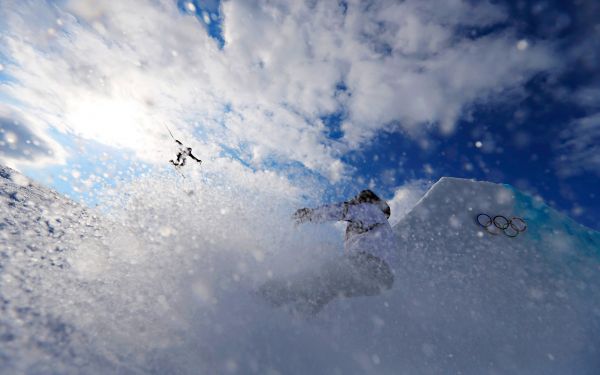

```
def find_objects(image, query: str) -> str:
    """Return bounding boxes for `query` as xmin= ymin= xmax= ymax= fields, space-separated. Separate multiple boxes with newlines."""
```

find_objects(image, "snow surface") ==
xmin=1 ymin=166 xmax=599 ymax=374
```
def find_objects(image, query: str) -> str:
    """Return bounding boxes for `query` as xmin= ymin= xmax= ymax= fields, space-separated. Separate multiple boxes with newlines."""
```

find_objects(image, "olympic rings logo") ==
xmin=476 ymin=214 xmax=527 ymax=238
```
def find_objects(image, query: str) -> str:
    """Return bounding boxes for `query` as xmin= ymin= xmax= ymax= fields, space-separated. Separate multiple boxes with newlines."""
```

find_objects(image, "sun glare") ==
xmin=66 ymin=97 xmax=155 ymax=150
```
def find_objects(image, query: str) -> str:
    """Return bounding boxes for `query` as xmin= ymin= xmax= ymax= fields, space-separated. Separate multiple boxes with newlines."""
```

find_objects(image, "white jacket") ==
xmin=309 ymin=202 xmax=399 ymax=269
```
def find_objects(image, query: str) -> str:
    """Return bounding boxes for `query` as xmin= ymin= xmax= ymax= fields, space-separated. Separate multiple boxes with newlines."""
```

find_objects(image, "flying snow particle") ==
xmin=185 ymin=1 xmax=196 ymax=12
xmin=371 ymin=354 xmax=381 ymax=365
xmin=157 ymin=295 xmax=170 ymax=310
xmin=371 ymin=316 xmax=385 ymax=328
xmin=513 ymin=131 xmax=531 ymax=148
xmin=449 ymin=215 xmax=461 ymax=229
xmin=422 ymin=343 xmax=435 ymax=358
xmin=159 ymin=225 xmax=177 ymax=237
xmin=252 ymin=249 xmax=265 ymax=262
xmin=71 ymin=170 xmax=81 ymax=179
xmin=529 ymin=287 xmax=545 ymax=300
xmin=495 ymin=189 xmax=513 ymax=205
xmin=202 ymin=11 xmax=211 ymax=24
xmin=571 ymin=206 xmax=584 ymax=216
xmin=517 ymin=39 xmax=529 ymax=51
xmin=92 ymin=21 xmax=108 ymax=36
xmin=475 ymin=141 xmax=483 ymax=148
xmin=4 ymin=131 xmax=17 ymax=145
xmin=192 ymin=280 xmax=214 ymax=304
xmin=0 ymin=63 xmax=4 ymax=72
xmin=11 ymin=173 xmax=29 ymax=187
xmin=225 ymin=359 xmax=238 ymax=373
xmin=82 ymin=177 xmax=94 ymax=188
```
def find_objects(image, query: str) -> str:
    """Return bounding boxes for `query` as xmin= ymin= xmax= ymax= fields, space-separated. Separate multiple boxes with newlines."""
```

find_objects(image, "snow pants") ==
xmin=259 ymin=252 xmax=394 ymax=315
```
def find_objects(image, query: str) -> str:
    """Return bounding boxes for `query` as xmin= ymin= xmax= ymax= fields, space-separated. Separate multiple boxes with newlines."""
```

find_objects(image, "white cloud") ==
xmin=0 ymin=104 xmax=67 ymax=170
xmin=555 ymin=113 xmax=600 ymax=178
xmin=574 ymin=87 xmax=600 ymax=109
xmin=0 ymin=0 xmax=559 ymax=184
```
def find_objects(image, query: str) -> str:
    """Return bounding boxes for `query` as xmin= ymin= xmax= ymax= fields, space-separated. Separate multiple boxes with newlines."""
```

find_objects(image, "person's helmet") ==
xmin=349 ymin=189 xmax=391 ymax=219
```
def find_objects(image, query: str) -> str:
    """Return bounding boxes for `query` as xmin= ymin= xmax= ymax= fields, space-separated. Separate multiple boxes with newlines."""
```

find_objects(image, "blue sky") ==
xmin=0 ymin=0 xmax=599 ymax=229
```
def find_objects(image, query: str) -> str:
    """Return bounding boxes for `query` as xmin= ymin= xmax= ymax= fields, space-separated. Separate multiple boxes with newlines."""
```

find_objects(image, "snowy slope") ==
xmin=0 ymin=165 xmax=104 ymax=373
xmin=1 ymin=166 xmax=599 ymax=374
xmin=393 ymin=177 xmax=600 ymax=374
xmin=0 ymin=166 xmax=207 ymax=374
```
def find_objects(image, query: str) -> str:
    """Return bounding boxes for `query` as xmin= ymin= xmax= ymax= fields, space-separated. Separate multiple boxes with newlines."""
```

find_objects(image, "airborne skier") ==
xmin=259 ymin=189 xmax=397 ymax=315
xmin=169 ymin=139 xmax=202 ymax=167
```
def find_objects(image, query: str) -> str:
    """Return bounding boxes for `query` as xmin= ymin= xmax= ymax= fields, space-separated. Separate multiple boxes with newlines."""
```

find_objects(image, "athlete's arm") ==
xmin=294 ymin=202 xmax=349 ymax=224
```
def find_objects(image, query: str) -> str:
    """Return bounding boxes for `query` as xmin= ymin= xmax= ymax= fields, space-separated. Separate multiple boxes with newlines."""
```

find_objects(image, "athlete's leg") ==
xmin=259 ymin=257 xmax=362 ymax=314
xmin=341 ymin=252 xmax=394 ymax=297
xmin=259 ymin=254 xmax=393 ymax=314
xmin=259 ymin=264 xmax=333 ymax=307
xmin=293 ymin=253 xmax=394 ymax=313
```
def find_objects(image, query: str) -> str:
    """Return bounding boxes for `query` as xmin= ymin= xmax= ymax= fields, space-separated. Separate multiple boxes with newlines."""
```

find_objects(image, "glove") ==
xmin=292 ymin=208 xmax=313 ymax=225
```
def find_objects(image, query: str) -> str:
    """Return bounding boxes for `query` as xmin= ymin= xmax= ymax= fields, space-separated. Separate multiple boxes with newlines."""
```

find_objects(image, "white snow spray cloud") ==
xmin=35 ymin=170 xmax=354 ymax=374
xmin=2 ymin=166 xmax=600 ymax=374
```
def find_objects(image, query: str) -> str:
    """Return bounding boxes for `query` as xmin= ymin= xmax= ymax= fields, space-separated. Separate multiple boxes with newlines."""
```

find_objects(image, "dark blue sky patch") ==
xmin=320 ymin=82 xmax=351 ymax=139
xmin=321 ymin=112 xmax=345 ymax=140
xmin=500 ymin=0 xmax=578 ymax=39
xmin=177 ymin=0 xmax=225 ymax=48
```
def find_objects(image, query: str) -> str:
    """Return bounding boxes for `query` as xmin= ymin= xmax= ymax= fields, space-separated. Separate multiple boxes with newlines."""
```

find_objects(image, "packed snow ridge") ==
xmin=1 ymin=165 xmax=599 ymax=374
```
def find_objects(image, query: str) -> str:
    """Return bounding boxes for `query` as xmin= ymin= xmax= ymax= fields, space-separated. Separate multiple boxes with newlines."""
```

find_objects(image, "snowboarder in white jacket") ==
xmin=259 ymin=190 xmax=397 ymax=315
